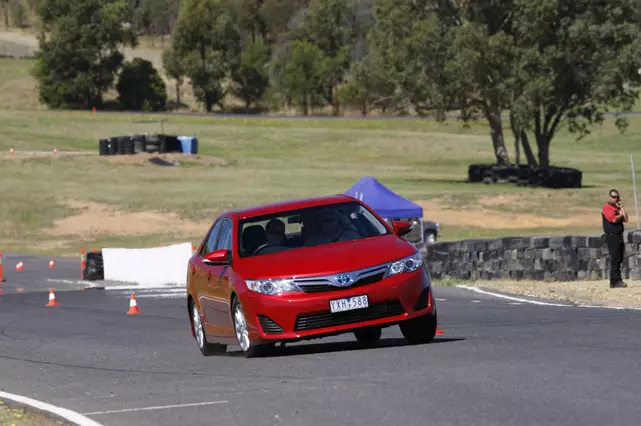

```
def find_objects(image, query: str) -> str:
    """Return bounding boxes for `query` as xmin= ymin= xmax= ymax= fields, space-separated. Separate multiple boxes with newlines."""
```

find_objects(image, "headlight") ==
xmin=245 ymin=279 xmax=301 ymax=295
xmin=386 ymin=252 xmax=424 ymax=276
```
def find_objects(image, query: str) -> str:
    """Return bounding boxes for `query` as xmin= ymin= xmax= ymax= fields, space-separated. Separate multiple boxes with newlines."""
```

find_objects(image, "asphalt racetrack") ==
xmin=2 ymin=254 xmax=641 ymax=426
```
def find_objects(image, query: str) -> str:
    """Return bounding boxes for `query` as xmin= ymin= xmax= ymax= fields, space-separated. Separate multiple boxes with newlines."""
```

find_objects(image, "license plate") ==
xmin=329 ymin=295 xmax=369 ymax=313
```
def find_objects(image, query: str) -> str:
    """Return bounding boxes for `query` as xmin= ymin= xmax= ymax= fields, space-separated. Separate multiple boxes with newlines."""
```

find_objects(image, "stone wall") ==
xmin=421 ymin=231 xmax=641 ymax=281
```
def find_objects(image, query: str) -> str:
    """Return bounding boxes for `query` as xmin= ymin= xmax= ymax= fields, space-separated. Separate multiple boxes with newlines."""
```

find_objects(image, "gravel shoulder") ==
xmin=465 ymin=279 xmax=641 ymax=308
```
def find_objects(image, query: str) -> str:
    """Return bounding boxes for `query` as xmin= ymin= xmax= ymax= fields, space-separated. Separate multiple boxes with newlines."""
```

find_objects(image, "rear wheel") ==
xmin=232 ymin=298 xmax=274 ymax=358
xmin=400 ymin=312 xmax=437 ymax=344
xmin=192 ymin=303 xmax=227 ymax=356
xmin=354 ymin=327 xmax=382 ymax=346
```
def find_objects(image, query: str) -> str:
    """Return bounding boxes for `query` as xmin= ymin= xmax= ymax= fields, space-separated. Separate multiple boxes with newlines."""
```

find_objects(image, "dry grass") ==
xmin=458 ymin=279 xmax=641 ymax=309
xmin=0 ymin=400 xmax=66 ymax=426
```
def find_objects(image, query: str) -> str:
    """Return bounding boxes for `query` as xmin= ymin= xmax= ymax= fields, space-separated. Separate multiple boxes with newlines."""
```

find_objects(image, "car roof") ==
xmin=222 ymin=194 xmax=357 ymax=220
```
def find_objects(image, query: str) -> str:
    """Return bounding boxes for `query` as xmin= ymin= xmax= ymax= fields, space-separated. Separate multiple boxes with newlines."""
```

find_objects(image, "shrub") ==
xmin=116 ymin=58 xmax=167 ymax=111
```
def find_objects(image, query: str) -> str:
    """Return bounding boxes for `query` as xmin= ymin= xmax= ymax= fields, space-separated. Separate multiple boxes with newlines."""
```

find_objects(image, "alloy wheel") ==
xmin=193 ymin=305 xmax=204 ymax=349
xmin=233 ymin=303 xmax=251 ymax=352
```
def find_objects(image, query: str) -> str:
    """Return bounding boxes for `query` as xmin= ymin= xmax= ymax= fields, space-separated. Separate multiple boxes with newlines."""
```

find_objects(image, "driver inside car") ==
xmin=304 ymin=209 xmax=360 ymax=246
xmin=265 ymin=218 xmax=287 ymax=246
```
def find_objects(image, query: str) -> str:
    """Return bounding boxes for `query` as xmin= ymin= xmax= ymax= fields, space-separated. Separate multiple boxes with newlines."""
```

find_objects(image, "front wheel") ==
xmin=231 ymin=298 xmax=274 ymax=358
xmin=192 ymin=303 xmax=227 ymax=356
xmin=399 ymin=312 xmax=437 ymax=344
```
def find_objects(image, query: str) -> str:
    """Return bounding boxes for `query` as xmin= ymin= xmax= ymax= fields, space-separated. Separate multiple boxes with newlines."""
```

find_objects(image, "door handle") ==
xmin=191 ymin=265 xmax=196 ymax=276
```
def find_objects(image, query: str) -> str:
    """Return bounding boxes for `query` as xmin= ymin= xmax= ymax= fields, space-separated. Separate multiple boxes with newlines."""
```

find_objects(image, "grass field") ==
xmin=1 ymin=104 xmax=640 ymax=256
xmin=1 ymin=40 xmax=641 ymax=256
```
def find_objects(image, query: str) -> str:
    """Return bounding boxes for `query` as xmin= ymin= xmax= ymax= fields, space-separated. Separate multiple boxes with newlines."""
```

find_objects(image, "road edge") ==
xmin=456 ymin=284 xmax=641 ymax=311
xmin=0 ymin=391 xmax=104 ymax=426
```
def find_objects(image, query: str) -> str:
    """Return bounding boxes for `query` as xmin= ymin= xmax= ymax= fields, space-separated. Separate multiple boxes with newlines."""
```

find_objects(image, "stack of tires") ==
xmin=467 ymin=164 xmax=582 ymax=189
xmin=98 ymin=134 xmax=183 ymax=155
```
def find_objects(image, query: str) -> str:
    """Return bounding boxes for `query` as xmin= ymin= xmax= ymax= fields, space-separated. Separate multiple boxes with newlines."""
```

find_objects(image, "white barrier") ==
xmin=102 ymin=242 xmax=192 ymax=288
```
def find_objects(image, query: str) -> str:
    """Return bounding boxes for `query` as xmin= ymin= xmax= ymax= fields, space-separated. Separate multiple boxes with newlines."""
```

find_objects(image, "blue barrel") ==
xmin=178 ymin=136 xmax=198 ymax=155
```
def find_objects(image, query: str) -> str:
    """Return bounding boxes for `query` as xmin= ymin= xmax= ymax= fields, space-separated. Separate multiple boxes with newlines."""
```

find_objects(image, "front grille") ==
xmin=294 ymin=300 xmax=405 ymax=331
xmin=299 ymin=272 xmax=385 ymax=293
xmin=257 ymin=315 xmax=283 ymax=334
xmin=294 ymin=263 xmax=390 ymax=294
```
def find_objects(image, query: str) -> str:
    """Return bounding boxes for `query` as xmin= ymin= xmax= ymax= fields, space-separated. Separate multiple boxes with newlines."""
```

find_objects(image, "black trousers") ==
xmin=606 ymin=233 xmax=625 ymax=284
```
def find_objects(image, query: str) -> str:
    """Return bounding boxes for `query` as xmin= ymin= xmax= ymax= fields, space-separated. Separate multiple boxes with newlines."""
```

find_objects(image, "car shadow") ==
xmin=224 ymin=336 xmax=465 ymax=358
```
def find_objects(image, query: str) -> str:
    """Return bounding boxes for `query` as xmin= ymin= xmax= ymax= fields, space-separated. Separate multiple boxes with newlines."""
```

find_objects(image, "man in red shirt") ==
xmin=602 ymin=189 xmax=628 ymax=288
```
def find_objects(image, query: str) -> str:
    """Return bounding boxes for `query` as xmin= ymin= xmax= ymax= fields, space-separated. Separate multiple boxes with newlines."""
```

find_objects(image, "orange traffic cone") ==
xmin=46 ymin=289 xmax=58 ymax=307
xmin=127 ymin=293 xmax=140 ymax=315
xmin=49 ymin=259 xmax=55 ymax=269
xmin=16 ymin=261 xmax=24 ymax=272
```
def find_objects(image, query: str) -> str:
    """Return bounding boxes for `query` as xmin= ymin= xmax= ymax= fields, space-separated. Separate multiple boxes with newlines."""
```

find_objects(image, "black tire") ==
xmin=354 ymin=327 xmax=382 ymax=346
xmin=191 ymin=301 xmax=227 ymax=356
xmin=99 ymin=139 xmax=108 ymax=156
xmin=399 ymin=312 xmax=437 ymax=344
xmin=231 ymin=297 xmax=274 ymax=358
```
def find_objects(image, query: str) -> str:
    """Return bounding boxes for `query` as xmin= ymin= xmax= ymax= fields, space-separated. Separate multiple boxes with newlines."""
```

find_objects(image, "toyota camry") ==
xmin=187 ymin=194 xmax=437 ymax=357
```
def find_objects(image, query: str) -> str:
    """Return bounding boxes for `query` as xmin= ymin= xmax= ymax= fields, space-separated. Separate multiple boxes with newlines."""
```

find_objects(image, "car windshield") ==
xmin=238 ymin=201 xmax=390 ymax=257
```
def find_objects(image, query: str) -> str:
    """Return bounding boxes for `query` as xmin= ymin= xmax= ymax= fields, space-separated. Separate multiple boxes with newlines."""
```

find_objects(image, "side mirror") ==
xmin=203 ymin=249 xmax=230 ymax=265
xmin=392 ymin=221 xmax=413 ymax=237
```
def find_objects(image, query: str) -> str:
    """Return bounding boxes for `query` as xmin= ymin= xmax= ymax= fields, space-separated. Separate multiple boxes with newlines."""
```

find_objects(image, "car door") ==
xmin=200 ymin=217 xmax=233 ymax=337
xmin=212 ymin=219 xmax=235 ymax=337
xmin=193 ymin=219 xmax=223 ymax=331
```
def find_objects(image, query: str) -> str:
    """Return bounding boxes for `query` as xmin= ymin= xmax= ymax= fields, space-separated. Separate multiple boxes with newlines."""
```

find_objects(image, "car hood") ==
xmin=237 ymin=234 xmax=417 ymax=279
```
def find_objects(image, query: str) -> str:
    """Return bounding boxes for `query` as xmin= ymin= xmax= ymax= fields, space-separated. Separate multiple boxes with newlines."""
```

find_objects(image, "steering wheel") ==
xmin=253 ymin=243 xmax=275 ymax=255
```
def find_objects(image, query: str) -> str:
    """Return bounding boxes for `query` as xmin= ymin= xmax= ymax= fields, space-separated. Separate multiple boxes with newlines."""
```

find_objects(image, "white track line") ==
xmin=83 ymin=400 xmax=228 ymax=416
xmin=456 ymin=285 xmax=571 ymax=307
xmin=0 ymin=390 xmax=104 ymax=426
xmin=457 ymin=285 xmax=641 ymax=311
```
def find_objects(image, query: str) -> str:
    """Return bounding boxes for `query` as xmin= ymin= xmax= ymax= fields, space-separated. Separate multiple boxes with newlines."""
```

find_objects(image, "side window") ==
xmin=201 ymin=220 xmax=223 ymax=255
xmin=215 ymin=219 xmax=233 ymax=252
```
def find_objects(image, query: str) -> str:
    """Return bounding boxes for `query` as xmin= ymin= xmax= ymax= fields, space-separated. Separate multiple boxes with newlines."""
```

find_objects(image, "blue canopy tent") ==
xmin=344 ymin=176 xmax=427 ymax=242
xmin=344 ymin=176 xmax=423 ymax=218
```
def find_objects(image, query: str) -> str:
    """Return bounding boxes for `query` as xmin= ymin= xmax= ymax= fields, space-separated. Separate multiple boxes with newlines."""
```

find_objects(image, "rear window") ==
xmin=238 ymin=201 xmax=389 ymax=257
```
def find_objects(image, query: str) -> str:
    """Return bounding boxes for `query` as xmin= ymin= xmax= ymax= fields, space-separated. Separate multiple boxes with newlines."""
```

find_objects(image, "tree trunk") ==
xmin=2 ymin=3 xmax=8 ymax=28
xmin=520 ymin=131 xmax=538 ymax=166
xmin=509 ymin=115 xmax=520 ymax=165
xmin=485 ymin=107 xmax=510 ymax=165
xmin=331 ymin=83 xmax=340 ymax=116
xmin=302 ymin=92 xmax=308 ymax=116
xmin=205 ymin=92 xmax=213 ymax=112
xmin=175 ymin=81 xmax=181 ymax=106
xmin=537 ymin=136 xmax=550 ymax=169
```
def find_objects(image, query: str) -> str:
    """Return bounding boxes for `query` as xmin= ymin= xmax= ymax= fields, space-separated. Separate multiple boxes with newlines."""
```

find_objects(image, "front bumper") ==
xmin=241 ymin=266 xmax=435 ymax=343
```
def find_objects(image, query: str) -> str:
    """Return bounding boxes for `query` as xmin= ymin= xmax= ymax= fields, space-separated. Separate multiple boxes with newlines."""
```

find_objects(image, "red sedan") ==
xmin=187 ymin=194 xmax=438 ymax=357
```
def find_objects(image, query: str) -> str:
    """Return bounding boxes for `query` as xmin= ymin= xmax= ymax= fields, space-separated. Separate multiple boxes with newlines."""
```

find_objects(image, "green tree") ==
xmin=301 ymin=0 xmax=355 ymax=115
xmin=280 ymin=40 xmax=331 ymax=116
xmin=171 ymin=0 xmax=240 ymax=112
xmin=32 ymin=0 xmax=136 ymax=109
xmin=230 ymin=36 xmax=270 ymax=110
xmin=117 ymin=57 xmax=167 ymax=111
xmin=510 ymin=0 xmax=641 ymax=168
xmin=162 ymin=47 xmax=187 ymax=106
xmin=340 ymin=52 xmax=395 ymax=116
xmin=135 ymin=0 xmax=180 ymax=46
